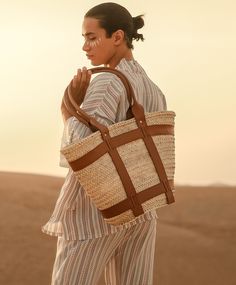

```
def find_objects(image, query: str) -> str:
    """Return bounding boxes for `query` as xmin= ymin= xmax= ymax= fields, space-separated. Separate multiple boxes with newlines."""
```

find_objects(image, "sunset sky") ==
xmin=0 ymin=0 xmax=235 ymax=185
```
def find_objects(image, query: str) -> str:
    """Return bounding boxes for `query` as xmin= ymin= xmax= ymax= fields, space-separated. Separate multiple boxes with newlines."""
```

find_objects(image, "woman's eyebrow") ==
xmin=82 ymin=32 xmax=96 ymax=37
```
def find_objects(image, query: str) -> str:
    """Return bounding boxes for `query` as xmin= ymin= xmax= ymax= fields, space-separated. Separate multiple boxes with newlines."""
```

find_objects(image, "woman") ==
xmin=42 ymin=3 xmax=167 ymax=284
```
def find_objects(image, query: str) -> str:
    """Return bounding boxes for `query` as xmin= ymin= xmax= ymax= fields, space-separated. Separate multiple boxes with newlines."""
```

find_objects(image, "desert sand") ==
xmin=0 ymin=171 xmax=235 ymax=285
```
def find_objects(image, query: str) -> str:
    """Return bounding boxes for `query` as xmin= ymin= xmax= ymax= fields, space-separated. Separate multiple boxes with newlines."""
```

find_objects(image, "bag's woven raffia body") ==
xmin=61 ymin=67 xmax=176 ymax=226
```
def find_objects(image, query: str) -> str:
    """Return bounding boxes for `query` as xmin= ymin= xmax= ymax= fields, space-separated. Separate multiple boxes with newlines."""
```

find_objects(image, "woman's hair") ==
xmin=85 ymin=2 xmax=144 ymax=49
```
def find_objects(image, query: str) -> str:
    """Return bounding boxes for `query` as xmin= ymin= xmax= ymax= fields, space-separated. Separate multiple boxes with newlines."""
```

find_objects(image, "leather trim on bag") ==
xmin=101 ymin=179 xmax=175 ymax=218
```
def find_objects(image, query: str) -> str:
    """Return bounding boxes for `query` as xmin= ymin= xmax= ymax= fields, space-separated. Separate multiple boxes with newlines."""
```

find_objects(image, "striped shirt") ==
xmin=42 ymin=58 xmax=167 ymax=240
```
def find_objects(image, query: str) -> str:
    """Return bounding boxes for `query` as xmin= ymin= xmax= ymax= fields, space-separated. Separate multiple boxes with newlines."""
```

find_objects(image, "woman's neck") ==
xmin=105 ymin=48 xmax=133 ymax=68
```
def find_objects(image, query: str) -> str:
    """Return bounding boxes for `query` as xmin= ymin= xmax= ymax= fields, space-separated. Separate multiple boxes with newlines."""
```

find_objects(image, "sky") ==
xmin=0 ymin=0 xmax=235 ymax=185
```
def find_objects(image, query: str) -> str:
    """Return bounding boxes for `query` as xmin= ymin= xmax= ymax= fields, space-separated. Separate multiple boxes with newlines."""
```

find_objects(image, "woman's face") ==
xmin=82 ymin=17 xmax=117 ymax=66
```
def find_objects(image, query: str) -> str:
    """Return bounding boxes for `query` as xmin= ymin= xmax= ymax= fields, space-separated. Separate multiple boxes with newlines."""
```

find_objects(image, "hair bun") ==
xmin=133 ymin=15 xmax=144 ymax=30
xmin=132 ymin=15 xmax=144 ymax=42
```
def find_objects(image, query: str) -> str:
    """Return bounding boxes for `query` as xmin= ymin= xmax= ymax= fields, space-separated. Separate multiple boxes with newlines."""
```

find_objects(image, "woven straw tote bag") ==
xmin=61 ymin=67 xmax=176 ymax=226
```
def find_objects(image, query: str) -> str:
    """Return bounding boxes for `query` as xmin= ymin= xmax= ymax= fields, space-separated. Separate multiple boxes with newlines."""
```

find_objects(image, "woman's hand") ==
xmin=61 ymin=67 xmax=92 ymax=123
xmin=71 ymin=67 xmax=92 ymax=105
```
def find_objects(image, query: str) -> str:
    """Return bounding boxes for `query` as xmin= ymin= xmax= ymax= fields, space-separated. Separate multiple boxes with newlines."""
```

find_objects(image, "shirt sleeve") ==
xmin=59 ymin=73 xmax=125 ymax=168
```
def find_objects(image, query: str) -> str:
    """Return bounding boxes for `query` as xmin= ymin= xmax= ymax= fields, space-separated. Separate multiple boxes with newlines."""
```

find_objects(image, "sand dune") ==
xmin=0 ymin=171 xmax=236 ymax=285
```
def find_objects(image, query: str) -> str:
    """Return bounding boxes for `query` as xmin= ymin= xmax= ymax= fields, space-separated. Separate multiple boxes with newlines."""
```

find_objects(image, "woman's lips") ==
xmin=86 ymin=54 xmax=93 ymax=59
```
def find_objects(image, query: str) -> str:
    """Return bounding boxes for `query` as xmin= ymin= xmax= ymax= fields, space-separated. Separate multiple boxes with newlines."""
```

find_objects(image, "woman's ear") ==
xmin=113 ymin=30 xmax=125 ymax=46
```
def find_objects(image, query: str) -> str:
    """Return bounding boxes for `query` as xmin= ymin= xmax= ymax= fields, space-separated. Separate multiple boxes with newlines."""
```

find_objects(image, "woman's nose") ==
xmin=82 ymin=41 xmax=90 ymax=52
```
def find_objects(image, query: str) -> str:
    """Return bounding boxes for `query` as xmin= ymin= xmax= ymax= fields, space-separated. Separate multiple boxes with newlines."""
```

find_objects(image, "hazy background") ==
xmin=0 ymin=0 xmax=235 ymax=185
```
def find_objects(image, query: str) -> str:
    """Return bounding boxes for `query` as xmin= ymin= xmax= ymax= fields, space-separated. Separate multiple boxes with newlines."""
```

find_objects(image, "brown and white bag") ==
xmin=61 ymin=67 xmax=176 ymax=226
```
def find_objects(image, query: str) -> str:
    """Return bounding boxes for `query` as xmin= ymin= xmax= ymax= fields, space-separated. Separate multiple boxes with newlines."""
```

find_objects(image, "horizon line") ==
xmin=0 ymin=170 xmax=235 ymax=188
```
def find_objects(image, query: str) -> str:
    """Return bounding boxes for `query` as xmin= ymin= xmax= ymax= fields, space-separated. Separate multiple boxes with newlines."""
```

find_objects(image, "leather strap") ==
xmin=63 ymin=86 xmax=93 ymax=129
xmin=66 ymin=67 xmax=146 ymax=133
xmin=64 ymin=83 xmax=108 ymax=133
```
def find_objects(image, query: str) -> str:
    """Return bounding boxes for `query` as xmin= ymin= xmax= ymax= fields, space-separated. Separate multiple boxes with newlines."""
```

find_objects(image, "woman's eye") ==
xmin=89 ymin=38 xmax=96 ymax=41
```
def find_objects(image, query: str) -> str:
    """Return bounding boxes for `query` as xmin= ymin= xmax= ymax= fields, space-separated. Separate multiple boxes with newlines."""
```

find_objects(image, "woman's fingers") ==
xmin=85 ymin=70 xmax=92 ymax=89
xmin=76 ymin=67 xmax=92 ymax=94
xmin=72 ymin=68 xmax=81 ymax=88
xmin=79 ymin=67 xmax=89 ymax=91
xmin=77 ymin=68 xmax=82 ymax=83
xmin=68 ymin=67 xmax=92 ymax=106
xmin=72 ymin=75 xmax=77 ymax=88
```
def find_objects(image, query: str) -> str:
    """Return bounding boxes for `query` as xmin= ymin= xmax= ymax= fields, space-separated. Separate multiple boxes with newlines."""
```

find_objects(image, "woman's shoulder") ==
xmin=89 ymin=71 xmax=125 ymax=91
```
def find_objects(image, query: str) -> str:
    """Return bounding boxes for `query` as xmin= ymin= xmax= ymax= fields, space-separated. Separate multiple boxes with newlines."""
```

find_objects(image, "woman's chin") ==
xmin=91 ymin=61 xmax=102 ymax=66
xmin=89 ymin=58 xmax=104 ymax=66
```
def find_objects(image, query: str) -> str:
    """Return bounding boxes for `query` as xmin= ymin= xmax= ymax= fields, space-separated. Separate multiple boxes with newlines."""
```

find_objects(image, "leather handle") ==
xmin=63 ymin=85 xmax=107 ymax=132
xmin=65 ymin=67 xmax=146 ymax=133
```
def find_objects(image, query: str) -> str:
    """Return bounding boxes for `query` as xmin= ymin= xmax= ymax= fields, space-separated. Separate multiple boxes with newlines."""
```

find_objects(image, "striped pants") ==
xmin=51 ymin=219 xmax=157 ymax=285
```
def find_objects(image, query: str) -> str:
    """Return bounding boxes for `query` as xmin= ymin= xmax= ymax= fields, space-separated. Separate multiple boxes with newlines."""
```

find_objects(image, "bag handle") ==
xmin=64 ymin=67 xmax=146 ymax=133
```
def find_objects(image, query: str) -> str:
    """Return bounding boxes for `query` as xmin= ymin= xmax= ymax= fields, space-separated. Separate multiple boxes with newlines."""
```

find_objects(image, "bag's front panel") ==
xmin=75 ymin=153 xmax=127 ymax=210
xmin=117 ymin=138 xmax=160 ymax=192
